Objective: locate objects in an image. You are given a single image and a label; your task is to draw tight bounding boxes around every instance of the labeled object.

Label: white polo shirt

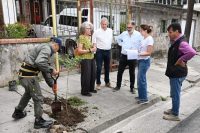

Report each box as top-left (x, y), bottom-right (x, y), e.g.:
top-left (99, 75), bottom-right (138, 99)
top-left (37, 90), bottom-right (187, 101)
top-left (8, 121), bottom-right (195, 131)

top-left (92, 28), bottom-right (113, 50)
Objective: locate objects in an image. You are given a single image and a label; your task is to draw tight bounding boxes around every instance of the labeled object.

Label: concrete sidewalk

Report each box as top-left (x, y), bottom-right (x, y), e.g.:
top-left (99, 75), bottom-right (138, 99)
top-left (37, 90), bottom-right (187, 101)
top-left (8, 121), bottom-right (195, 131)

top-left (0, 54), bottom-right (199, 133)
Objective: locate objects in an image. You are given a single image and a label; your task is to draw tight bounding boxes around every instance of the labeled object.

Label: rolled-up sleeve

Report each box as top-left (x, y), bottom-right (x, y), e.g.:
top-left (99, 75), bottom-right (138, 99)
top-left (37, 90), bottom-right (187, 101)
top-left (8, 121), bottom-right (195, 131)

top-left (179, 42), bottom-right (197, 62)
top-left (116, 33), bottom-right (124, 46)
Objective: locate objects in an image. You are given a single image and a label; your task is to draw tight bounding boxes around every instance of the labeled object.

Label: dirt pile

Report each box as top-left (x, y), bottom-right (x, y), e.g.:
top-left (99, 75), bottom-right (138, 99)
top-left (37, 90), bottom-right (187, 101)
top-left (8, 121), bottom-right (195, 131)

top-left (43, 97), bottom-right (86, 132)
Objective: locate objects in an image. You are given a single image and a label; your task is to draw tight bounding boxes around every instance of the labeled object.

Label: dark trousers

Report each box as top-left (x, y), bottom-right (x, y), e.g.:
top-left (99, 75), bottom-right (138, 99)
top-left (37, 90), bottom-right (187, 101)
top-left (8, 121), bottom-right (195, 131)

top-left (96, 48), bottom-right (111, 85)
top-left (81, 59), bottom-right (96, 94)
top-left (116, 54), bottom-right (137, 89)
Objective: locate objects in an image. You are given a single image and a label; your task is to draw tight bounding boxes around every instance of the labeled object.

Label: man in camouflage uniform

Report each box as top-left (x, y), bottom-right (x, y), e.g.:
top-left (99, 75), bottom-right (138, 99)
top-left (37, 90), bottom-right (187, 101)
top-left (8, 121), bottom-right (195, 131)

top-left (12, 37), bottom-right (61, 129)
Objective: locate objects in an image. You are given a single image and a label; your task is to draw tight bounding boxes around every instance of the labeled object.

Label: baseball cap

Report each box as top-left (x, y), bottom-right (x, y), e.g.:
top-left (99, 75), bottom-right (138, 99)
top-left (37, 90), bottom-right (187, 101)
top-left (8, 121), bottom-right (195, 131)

top-left (50, 37), bottom-right (62, 50)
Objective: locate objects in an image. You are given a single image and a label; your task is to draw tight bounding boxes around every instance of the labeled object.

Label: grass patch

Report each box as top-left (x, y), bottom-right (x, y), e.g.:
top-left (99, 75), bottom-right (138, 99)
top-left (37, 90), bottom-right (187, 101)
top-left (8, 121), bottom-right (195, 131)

top-left (67, 96), bottom-right (86, 106)
top-left (92, 106), bottom-right (99, 110)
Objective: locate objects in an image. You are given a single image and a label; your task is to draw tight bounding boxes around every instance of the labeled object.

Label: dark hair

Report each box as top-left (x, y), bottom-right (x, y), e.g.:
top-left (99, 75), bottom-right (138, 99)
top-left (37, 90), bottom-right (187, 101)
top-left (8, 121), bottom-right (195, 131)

top-left (167, 23), bottom-right (182, 33)
top-left (140, 24), bottom-right (152, 33)
top-left (127, 21), bottom-right (135, 26)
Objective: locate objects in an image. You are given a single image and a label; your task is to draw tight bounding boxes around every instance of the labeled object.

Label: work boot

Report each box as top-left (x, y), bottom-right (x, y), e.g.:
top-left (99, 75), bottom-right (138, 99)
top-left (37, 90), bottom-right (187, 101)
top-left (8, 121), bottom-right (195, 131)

top-left (163, 114), bottom-right (180, 121)
top-left (12, 108), bottom-right (27, 119)
top-left (34, 117), bottom-right (53, 129)
top-left (164, 109), bottom-right (173, 115)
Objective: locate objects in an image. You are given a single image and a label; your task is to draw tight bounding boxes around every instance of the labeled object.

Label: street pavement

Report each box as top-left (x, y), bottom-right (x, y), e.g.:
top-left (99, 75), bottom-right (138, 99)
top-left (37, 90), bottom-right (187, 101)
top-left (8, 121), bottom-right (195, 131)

top-left (0, 53), bottom-right (199, 133)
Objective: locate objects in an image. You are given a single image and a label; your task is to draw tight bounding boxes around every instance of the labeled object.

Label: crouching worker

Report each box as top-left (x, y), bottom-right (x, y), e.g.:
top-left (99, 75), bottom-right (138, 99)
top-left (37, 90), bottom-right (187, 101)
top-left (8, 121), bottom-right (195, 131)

top-left (12, 37), bottom-right (61, 129)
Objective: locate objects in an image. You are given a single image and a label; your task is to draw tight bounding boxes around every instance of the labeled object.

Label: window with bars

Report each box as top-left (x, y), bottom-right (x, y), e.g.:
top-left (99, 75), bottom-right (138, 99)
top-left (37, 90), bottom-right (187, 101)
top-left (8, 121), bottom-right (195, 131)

top-left (160, 20), bottom-right (167, 33)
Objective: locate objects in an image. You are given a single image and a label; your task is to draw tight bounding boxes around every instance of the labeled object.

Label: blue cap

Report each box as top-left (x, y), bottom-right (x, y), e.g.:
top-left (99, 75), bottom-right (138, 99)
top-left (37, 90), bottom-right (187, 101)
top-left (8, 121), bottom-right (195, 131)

top-left (50, 37), bottom-right (62, 49)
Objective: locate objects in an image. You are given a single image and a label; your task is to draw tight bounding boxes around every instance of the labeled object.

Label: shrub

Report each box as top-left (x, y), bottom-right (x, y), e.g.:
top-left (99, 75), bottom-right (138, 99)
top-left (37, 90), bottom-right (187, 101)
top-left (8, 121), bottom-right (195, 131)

top-left (120, 23), bottom-right (126, 33)
top-left (4, 23), bottom-right (28, 38)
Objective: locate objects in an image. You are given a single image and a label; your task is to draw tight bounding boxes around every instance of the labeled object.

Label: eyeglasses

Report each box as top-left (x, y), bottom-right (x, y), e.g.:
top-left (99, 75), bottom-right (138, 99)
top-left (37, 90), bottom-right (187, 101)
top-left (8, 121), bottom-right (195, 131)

top-left (127, 27), bottom-right (133, 29)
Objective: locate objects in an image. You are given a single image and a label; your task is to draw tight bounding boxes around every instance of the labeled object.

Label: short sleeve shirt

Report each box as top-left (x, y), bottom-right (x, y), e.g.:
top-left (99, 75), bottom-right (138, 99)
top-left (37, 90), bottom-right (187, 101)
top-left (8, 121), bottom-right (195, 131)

top-left (138, 36), bottom-right (154, 60)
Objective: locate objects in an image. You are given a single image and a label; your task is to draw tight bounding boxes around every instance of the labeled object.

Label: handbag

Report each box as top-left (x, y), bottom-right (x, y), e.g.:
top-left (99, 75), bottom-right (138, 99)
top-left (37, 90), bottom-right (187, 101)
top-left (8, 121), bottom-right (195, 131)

top-left (74, 47), bottom-right (81, 56)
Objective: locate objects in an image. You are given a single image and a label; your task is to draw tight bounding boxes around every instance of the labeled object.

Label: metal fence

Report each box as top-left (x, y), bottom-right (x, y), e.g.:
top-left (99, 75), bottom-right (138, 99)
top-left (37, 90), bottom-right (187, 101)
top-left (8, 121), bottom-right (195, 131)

top-left (0, 0), bottom-right (141, 60)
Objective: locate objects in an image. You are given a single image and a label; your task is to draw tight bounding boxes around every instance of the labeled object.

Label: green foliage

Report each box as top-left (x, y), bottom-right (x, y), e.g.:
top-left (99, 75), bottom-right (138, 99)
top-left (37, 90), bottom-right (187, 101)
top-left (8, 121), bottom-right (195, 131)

top-left (59, 54), bottom-right (81, 71)
top-left (67, 96), bottom-right (86, 106)
top-left (120, 23), bottom-right (126, 33)
top-left (92, 106), bottom-right (99, 110)
top-left (4, 23), bottom-right (28, 38)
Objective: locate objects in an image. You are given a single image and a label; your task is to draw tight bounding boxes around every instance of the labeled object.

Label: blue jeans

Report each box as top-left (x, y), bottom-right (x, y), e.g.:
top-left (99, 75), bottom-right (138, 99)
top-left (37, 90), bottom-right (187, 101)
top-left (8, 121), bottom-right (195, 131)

top-left (137, 58), bottom-right (150, 101)
top-left (169, 77), bottom-right (186, 116)
top-left (96, 49), bottom-right (111, 85)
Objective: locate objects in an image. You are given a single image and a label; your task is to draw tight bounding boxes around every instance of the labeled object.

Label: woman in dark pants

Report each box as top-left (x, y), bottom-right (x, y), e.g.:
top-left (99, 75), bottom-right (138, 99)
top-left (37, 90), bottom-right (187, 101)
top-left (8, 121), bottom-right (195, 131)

top-left (77, 22), bottom-right (97, 96)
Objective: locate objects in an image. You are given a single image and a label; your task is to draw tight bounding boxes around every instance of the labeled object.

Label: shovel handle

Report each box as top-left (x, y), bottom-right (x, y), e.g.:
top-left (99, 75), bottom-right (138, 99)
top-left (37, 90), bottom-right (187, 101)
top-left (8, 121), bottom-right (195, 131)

top-left (53, 83), bottom-right (57, 94)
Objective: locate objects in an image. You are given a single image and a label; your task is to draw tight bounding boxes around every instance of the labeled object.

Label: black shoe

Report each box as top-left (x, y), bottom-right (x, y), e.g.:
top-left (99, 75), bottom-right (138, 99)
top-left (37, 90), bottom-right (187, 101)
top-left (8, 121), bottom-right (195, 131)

top-left (113, 86), bottom-right (120, 92)
top-left (90, 90), bottom-right (97, 93)
top-left (82, 93), bottom-right (92, 97)
top-left (130, 88), bottom-right (136, 94)
top-left (12, 108), bottom-right (27, 119)
top-left (34, 117), bottom-right (53, 129)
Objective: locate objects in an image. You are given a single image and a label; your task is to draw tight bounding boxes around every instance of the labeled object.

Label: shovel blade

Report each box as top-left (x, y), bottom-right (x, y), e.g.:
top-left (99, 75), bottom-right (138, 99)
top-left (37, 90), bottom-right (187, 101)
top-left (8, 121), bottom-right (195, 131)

top-left (51, 101), bottom-right (62, 114)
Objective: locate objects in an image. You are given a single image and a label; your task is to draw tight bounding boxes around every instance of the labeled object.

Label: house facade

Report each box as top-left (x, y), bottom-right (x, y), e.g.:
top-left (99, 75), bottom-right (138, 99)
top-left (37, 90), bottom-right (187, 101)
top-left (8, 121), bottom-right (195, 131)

top-left (0, 0), bottom-right (199, 51)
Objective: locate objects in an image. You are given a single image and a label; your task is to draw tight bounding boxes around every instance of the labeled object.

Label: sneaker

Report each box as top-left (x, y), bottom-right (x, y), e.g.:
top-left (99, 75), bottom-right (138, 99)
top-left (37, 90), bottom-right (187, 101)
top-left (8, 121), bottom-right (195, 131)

top-left (113, 86), bottom-right (120, 92)
top-left (163, 114), bottom-right (180, 121)
top-left (105, 83), bottom-right (113, 88)
top-left (137, 100), bottom-right (149, 105)
top-left (12, 108), bottom-right (27, 119)
top-left (164, 109), bottom-right (172, 115)
top-left (96, 84), bottom-right (101, 90)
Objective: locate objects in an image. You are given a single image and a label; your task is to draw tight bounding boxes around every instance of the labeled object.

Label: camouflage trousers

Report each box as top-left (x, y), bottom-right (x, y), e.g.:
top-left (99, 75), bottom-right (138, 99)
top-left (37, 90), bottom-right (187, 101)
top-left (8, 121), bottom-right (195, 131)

top-left (16, 77), bottom-right (43, 118)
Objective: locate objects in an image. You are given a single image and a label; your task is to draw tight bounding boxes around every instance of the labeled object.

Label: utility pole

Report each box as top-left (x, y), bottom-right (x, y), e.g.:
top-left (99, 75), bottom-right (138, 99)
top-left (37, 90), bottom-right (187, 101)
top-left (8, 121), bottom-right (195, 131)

top-left (184, 0), bottom-right (195, 42)
top-left (90, 0), bottom-right (94, 24)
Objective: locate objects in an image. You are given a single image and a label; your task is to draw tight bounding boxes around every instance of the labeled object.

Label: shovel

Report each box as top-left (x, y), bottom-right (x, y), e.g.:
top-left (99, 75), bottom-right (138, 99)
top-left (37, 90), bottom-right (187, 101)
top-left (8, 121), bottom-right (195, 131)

top-left (51, 74), bottom-right (62, 115)
top-left (51, 52), bottom-right (62, 115)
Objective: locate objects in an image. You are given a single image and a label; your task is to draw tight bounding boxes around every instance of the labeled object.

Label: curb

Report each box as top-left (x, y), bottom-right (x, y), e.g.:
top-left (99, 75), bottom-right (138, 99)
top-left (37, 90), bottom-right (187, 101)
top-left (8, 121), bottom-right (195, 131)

top-left (167, 108), bottom-right (200, 133)
top-left (87, 95), bottom-right (161, 133)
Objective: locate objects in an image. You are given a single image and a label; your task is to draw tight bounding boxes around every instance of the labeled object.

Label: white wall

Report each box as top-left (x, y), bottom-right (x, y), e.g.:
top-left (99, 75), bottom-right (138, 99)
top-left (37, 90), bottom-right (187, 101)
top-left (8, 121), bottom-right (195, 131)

top-left (2, 0), bottom-right (17, 24)
top-left (181, 19), bottom-right (195, 46)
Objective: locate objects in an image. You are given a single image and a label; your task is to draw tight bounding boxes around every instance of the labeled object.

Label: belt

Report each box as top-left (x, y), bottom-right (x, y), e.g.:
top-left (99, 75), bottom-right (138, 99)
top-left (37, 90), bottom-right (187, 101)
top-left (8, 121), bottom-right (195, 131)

top-left (18, 62), bottom-right (40, 77)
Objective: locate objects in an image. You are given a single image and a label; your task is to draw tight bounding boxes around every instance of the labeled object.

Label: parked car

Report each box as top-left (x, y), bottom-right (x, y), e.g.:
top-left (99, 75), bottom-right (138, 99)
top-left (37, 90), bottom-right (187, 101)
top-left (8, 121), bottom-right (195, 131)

top-left (32, 7), bottom-right (121, 56)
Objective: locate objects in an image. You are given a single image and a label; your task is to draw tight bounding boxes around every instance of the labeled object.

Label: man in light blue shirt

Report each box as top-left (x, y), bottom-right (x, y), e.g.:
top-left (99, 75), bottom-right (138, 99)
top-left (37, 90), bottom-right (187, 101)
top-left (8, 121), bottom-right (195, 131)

top-left (113, 21), bottom-right (142, 94)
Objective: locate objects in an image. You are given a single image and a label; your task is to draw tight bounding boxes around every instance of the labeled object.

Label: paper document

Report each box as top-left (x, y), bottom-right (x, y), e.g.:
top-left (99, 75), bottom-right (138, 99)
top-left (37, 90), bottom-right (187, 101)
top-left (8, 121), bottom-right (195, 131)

top-left (126, 49), bottom-right (138, 60)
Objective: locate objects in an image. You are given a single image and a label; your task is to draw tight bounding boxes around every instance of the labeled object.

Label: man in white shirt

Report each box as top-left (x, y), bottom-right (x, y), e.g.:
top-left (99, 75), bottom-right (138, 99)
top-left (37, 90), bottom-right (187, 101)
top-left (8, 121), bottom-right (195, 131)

top-left (92, 17), bottom-right (113, 89)
top-left (113, 21), bottom-right (142, 94)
